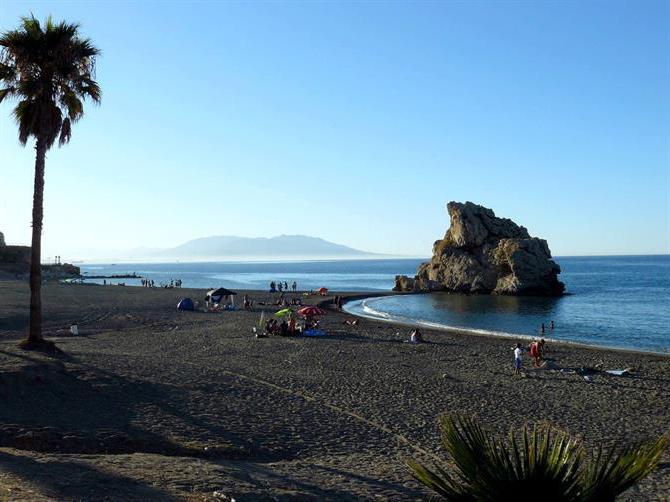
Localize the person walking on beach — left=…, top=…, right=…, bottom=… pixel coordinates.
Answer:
left=513, top=343, right=523, bottom=375
left=550, top=320, right=555, bottom=330
left=292, top=281, right=297, bottom=292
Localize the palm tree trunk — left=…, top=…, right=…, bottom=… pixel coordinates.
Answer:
left=26, top=137, right=46, bottom=344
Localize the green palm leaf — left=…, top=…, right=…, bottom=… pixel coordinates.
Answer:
left=408, top=414, right=667, bottom=501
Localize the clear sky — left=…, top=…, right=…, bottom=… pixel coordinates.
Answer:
left=1, top=0, right=668, bottom=261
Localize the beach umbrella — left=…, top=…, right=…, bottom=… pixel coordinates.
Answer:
left=318, top=287, right=328, bottom=295
left=275, top=308, right=292, bottom=317
left=298, top=306, right=326, bottom=317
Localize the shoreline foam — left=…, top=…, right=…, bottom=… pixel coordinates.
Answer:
left=342, top=294, right=670, bottom=358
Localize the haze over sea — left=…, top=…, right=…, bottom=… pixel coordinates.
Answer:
left=80, top=255, right=669, bottom=353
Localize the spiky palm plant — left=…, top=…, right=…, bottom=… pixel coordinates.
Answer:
left=407, top=415, right=668, bottom=502
left=1, top=15, right=100, bottom=350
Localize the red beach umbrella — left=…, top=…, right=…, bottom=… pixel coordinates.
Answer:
left=318, top=287, right=328, bottom=295
left=298, top=306, right=326, bottom=317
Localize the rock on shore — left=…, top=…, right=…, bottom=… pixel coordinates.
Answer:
left=395, top=202, right=565, bottom=296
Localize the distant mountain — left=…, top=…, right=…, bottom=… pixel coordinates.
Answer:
left=159, top=234, right=373, bottom=259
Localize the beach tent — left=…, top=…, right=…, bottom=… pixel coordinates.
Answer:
left=177, top=298, right=195, bottom=311
left=206, top=288, right=237, bottom=307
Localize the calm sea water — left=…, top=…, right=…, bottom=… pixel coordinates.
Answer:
left=80, top=256, right=670, bottom=353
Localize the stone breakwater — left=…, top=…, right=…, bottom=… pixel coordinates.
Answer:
left=395, top=201, right=564, bottom=296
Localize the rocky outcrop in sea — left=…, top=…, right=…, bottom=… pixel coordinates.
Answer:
left=395, top=202, right=564, bottom=296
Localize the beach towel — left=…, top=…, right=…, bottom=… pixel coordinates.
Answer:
left=304, top=329, right=327, bottom=337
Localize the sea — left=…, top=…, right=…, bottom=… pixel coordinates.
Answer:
left=79, top=256, right=670, bottom=354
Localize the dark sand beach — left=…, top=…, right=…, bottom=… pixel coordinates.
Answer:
left=0, top=281, right=668, bottom=500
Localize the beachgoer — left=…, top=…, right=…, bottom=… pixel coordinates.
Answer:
left=337, top=296, right=343, bottom=310
left=550, top=320, right=555, bottom=330
left=278, top=282, right=283, bottom=292
left=333, top=296, right=339, bottom=309
left=270, top=281, right=276, bottom=293
left=410, top=329, right=424, bottom=343
left=284, top=281, right=288, bottom=290
left=541, top=322, right=546, bottom=335
left=529, top=341, right=541, bottom=367
left=292, top=281, right=297, bottom=292
left=513, top=343, right=523, bottom=375
left=288, top=316, right=296, bottom=335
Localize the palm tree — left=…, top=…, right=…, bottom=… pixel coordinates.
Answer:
left=407, top=414, right=668, bottom=501
left=0, top=15, right=100, bottom=350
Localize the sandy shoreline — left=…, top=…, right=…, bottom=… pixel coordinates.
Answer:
left=0, top=281, right=668, bottom=500
left=338, top=292, right=670, bottom=358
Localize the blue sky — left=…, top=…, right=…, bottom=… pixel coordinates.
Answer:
left=1, top=0, right=668, bottom=260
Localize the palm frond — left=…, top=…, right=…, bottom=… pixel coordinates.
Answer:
left=1, top=14, right=100, bottom=147
left=58, top=117, right=71, bottom=145
left=408, top=415, right=667, bottom=501
left=581, top=433, right=669, bottom=501
left=0, top=86, right=15, bottom=103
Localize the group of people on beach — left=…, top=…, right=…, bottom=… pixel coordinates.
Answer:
left=139, top=278, right=183, bottom=288
left=258, top=315, right=320, bottom=338
left=255, top=293, right=304, bottom=308
left=269, top=281, right=297, bottom=293
left=513, top=338, right=550, bottom=375
left=509, top=319, right=557, bottom=374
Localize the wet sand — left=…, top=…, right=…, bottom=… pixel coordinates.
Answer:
left=0, top=281, right=668, bottom=500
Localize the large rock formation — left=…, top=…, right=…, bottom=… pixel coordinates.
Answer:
left=395, top=202, right=564, bottom=296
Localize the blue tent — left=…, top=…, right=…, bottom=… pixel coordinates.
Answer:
left=177, top=298, right=195, bottom=311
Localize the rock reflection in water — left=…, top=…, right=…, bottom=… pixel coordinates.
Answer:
left=428, top=293, right=560, bottom=316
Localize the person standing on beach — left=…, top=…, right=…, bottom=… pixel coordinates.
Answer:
left=513, top=343, right=523, bottom=375
left=529, top=341, right=542, bottom=367
left=292, top=281, right=297, bottom=292
left=541, top=322, right=546, bottom=335
left=550, top=320, right=555, bottom=330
